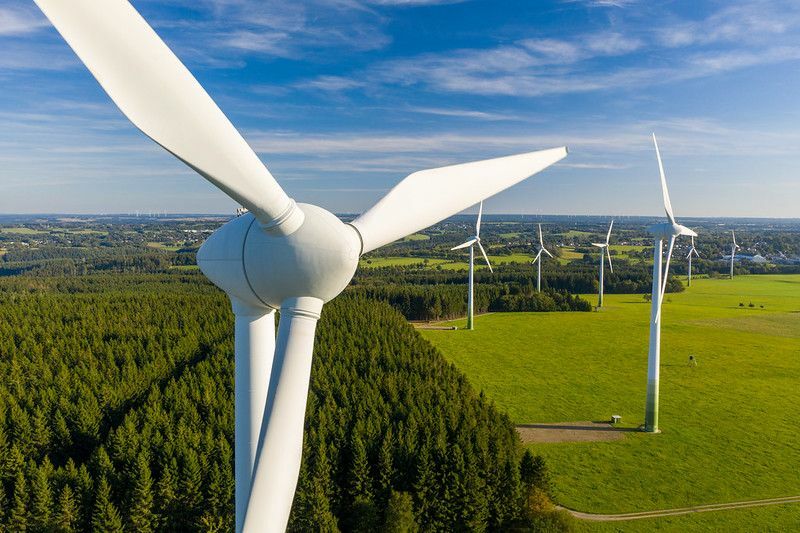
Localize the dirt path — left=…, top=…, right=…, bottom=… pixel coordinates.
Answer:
left=516, top=421, right=637, bottom=443
left=561, top=495, right=800, bottom=522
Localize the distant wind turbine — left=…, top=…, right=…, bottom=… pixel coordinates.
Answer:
left=531, top=223, right=553, bottom=292
left=686, top=236, right=699, bottom=287
left=452, top=201, right=493, bottom=330
left=644, top=133, right=697, bottom=433
left=591, top=220, right=614, bottom=307
left=730, top=230, right=740, bottom=279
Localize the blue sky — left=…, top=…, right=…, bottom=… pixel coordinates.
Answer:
left=1, top=0, right=799, bottom=217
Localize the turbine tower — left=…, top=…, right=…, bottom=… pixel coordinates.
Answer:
left=730, top=230, right=740, bottom=279
left=591, top=220, right=614, bottom=307
left=531, top=223, right=553, bottom=292
left=451, top=201, right=493, bottom=330
left=32, top=2, right=568, bottom=531
left=686, top=236, right=699, bottom=287
left=644, top=134, right=697, bottom=433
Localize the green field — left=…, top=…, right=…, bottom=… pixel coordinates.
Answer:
left=360, top=253, right=535, bottom=270
left=421, top=275, right=800, bottom=531
left=360, top=256, right=451, bottom=268
left=146, top=241, right=182, bottom=251
left=0, top=227, right=46, bottom=235
left=403, top=233, right=430, bottom=241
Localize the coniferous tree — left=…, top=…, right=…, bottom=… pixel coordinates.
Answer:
left=349, top=433, right=372, bottom=501
left=384, top=491, right=418, bottom=533
left=91, top=476, right=123, bottom=532
left=129, top=453, right=156, bottom=533
left=31, top=460, right=54, bottom=531
left=377, top=431, right=394, bottom=507
left=10, top=470, right=30, bottom=532
left=56, top=485, right=79, bottom=533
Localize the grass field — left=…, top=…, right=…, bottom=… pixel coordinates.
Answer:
left=421, top=275, right=800, bottom=531
left=360, top=253, right=536, bottom=269
left=0, top=227, right=45, bottom=235
left=146, top=241, right=182, bottom=251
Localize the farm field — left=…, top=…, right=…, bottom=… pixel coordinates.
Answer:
left=421, top=275, right=800, bottom=531
left=360, top=252, right=535, bottom=269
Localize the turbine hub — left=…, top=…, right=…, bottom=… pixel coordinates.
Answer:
left=198, top=204, right=361, bottom=309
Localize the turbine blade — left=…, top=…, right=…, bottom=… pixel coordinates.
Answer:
left=531, top=249, right=542, bottom=265
left=606, top=220, right=614, bottom=244
left=451, top=238, right=477, bottom=251
left=542, top=247, right=554, bottom=258
left=693, top=248, right=700, bottom=258
left=34, top=0, right=299, bottom=232
left=245, top=297, right=323, bottom=532
left=656, top=235, right=675, bottom=322
left=538, top=223, right=544, bottom=246
left=476, top=200, right=483, bottom=237
left=232, top=301, right=276, bottom=533
left=652, top=133, right=675, bottom=224
left=591, top=243, right=606, bottom=248
left=351, top=147, right=568, bottom=253
left=477, top=241, right=493, bottom=273
left=606, top=247, right=613, bottom=273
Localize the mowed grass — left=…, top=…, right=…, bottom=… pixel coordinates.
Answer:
left=420, top=275, right=800, bottom=529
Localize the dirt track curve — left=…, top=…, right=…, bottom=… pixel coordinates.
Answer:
left=561, top=495, right=800, bottom=521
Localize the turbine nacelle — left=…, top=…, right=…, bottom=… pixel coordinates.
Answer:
left=198, top=204, right=361, bottom=310
left=647, top=222, right=697, bottom=241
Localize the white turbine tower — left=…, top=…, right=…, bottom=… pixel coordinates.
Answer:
left=686, top=236, right=699, bottom=287
left=730, top=230, right=740, bottom=279
left=644, top=134, right=697, bottom=433
left=32, top=2, right=568, bottom=531
left=591, top=221, right=614, bottom=307
left=451, top=201, right=493, bottom=330
left=531, top=224, right=553, bottom=292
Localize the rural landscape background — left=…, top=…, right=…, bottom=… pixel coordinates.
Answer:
left=0, top=214, right=797, bottom=531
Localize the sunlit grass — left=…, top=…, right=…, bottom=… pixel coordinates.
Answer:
left=421, top=275, right=800, bottom=529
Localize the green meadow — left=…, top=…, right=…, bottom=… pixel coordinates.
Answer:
left=421, top=275, right=800, bottom=531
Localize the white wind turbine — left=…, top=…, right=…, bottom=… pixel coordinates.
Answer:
left=531, top=224, right=553, bottom=292
left=686, top=236, right=699, bottom=287
left=591, top=220, right=614, bottom=307
left=730, top=230, right=740, bottom=279
left=31, top=2, right=567, bottom=531
left=451, top=201, right=493, bottom=331
left=644, top=134, right=697, bottom=433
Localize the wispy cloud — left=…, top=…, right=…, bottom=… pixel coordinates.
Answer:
left=0, top=6, right=47, bottom=36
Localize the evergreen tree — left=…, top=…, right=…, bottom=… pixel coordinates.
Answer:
left=520, top=450, right=550, bottom=494
left=10, top=470, right=30, bottom=532
left=384, top=491, right=418, bottom=533
left=179, top=449, right=203, bottom=528
left=91, top=476, right=124, bottom=532
left=349, top=433, right=372, bottom=501
left=377, top=430, right=394, bottom=506
left=56, top=485, right=79, bottom=533
left=31, top=460, right=54, bottom=531
left=128, top=453, right=156, bottom=533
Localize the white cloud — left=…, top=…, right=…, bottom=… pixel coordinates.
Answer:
left=0, top=7, right=47, bottom=36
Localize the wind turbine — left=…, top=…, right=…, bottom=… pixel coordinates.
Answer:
left=591, top=220, right=614, bottom=307
left=451, top=201, right=493, bottom=330
left=644, top=134, right=697, bottom=433
left=31, top=2, right=568, bottom=531
left=730, top=230, right=740, bottom=279
left=531, top=224, right=553, bottom=292
left=686, top=236, right=699, bottom=287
